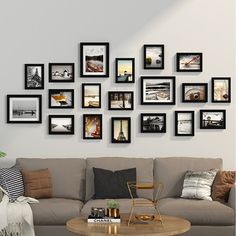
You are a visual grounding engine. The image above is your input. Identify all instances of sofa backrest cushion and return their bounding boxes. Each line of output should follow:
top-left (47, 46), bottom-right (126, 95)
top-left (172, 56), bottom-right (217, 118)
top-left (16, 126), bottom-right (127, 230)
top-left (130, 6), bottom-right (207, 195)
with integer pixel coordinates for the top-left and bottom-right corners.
top-left (16, 158), bottom-right (86, 201)
top-left (154, 157), bottom-right (222, 199)
top-left (85, 157), bottom-right (154, 201)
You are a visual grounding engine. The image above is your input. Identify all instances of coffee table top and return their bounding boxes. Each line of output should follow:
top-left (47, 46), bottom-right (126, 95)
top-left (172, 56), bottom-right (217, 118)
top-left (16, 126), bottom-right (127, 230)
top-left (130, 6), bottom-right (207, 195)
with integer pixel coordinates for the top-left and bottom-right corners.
top-left (66, 214), bottom-right (191, 236)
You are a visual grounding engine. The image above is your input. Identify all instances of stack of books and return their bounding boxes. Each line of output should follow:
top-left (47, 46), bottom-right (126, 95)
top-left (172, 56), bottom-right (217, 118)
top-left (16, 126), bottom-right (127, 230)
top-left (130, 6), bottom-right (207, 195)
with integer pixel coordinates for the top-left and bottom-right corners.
top-left (87, 215), bottom-right (121, 223)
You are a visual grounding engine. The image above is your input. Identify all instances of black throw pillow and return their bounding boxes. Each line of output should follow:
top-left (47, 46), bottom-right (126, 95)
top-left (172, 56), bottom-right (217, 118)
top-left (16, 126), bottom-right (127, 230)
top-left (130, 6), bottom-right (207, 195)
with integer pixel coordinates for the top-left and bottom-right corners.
top-left (93, 167), bottom-right (138, 199)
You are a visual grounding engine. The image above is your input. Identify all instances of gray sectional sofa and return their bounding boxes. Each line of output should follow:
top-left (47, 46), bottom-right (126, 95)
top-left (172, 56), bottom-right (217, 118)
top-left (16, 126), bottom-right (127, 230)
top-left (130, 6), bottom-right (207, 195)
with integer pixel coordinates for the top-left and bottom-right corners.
top-left (3, 157), bottom-right (236, 236)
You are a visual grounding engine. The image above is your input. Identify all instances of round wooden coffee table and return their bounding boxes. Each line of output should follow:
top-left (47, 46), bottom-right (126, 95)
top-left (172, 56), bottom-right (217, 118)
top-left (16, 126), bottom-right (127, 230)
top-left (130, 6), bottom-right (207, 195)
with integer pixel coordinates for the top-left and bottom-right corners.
top-left (66, 214), bottom-right (191, 236)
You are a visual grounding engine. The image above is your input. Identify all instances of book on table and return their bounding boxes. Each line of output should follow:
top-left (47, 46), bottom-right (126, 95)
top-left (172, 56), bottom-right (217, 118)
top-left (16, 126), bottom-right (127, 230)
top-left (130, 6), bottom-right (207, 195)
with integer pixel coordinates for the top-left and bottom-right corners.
top-left (87, 215), bottom-right (121, 223)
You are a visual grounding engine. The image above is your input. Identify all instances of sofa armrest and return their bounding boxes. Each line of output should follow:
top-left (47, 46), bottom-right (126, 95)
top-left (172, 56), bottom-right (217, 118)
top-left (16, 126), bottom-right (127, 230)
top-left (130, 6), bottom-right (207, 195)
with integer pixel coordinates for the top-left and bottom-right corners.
top-left (227, 185), bottom-right (236, 210)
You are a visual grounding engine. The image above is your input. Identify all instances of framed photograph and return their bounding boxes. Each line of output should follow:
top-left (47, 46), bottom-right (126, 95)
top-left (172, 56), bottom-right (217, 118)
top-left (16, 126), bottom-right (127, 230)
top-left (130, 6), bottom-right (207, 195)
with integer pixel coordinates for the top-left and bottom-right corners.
top-left (115, 58), bottom-right (135, 83)
top-left (83, 114), bottom-right (102, 139)
top-left (7, 95), bottom-right (42, 123)
top-left (49, 63), bottom-right (74, 82)
top-left (200, 110), bottom-right (226, 129)
top-left (141, 76), bottom-right (176, 105)
top-left (49, 115), bottom-right (74, 135)
top-left (80, 42), bottom-right (109, 77)
top-left (82, 83), bottom-right (101, 108)
top-left (182, 83), bottom-right (208, 103)
top-left (176, 53), bottom-right (203, 72)
top-left (111, 117), bottom-right (131, 143)
top-left (25, 64), bottom-right (44, 89)
top-left (175, 111), bottom-right (194, 136)
top-left (143, 44), bottom-right (164, 69)
top-left (141, 113), bottom-right (166, 133)
top-left (212, 77), bottom-right (231, 103)
top-left (108, 91), bottom-right (134, 110)
top-left (49, 89), bottom-right (74, 109)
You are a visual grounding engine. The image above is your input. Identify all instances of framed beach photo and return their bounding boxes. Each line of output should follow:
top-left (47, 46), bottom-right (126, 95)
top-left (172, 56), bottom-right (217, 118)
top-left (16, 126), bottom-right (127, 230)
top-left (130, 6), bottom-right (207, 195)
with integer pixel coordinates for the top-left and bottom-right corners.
top-left (176, 53), bottom-right (203, 72)
top-left (7, 95), bottom-right (42, 123)
top-left (108, 91), bottom-right (134, 110)
top-left (141, 76), bottom-right (176, 105)
top-left (49, 89), bottom-right (74, 109)
top-left (115, 58), bottom-right (135, 83)
top-left (141, 113), bottom-right (166, 133)
top-left (49, 63), bottom-right (74, 82)
top-left (82, 83), bottom-right (101, 108)
top-left (25, 64), bottom-right (44, 89)
top-left (175, 111), bottom-right (194, 136)
top-left (83, 114), bottom-right (102, 140)
top-left (200, 110), bottom-right (226, 129)
top-left (80, 42), bottom-right (109, 77)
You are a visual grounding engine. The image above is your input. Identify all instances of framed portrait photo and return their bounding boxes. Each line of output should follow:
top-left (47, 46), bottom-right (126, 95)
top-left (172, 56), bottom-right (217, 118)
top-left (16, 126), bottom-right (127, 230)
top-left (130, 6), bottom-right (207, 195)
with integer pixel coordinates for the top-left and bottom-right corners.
top-left (7, 95), bottom-right (42, 123)
top-left (82, 83), bottom-right (101, 108)
top-left (108, 91), bottom-right (134, 110)
top-left (141, 113), bottom-right (166, 133)
top-left (175, 111), bottom-right (194, 136)
top-left (80, 42), bottom-right (109, 77)
top-left (141, 76), bottom-right (176, 105)
top-left (200, 110), bottom-right (226, 129)
top-left (49, 63), bottom-right (74, 83)
top-left (176, 53), bottom-right (203, 72)
top-left (25, 64), bottom-right (44, 89)
top-left (115, 58), bottom-right (135, 83)
top-left (83, 114), bottom-right (102, 140)
top-left (49, 89), bottom-right (74, 109)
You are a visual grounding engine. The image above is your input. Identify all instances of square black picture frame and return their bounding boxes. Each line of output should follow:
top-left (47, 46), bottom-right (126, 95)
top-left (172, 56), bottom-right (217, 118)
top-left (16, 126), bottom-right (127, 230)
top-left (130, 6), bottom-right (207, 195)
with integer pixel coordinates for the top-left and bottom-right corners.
top-left (141, 113), bottom-right (166, 133)
top-left (176, 53), bottom-right (203, 72)
top-left (82, 83), bottom-right (101, 108)
top-left (83, 114), bottom-right (102, 140)
top-left (108, 91), bottom-right (134, 110)
top-left (115, 58), bottom-right (135, 83)
top-left (25, 64), bottom-right (44, 89)
top-left (175, 111), bottom-right (195, 136)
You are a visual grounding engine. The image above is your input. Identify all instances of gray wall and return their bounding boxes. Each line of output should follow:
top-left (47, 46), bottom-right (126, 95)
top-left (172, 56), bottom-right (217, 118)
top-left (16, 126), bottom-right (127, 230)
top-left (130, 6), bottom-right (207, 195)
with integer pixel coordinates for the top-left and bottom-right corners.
top-left (0, 0), bottom-right (235, 169)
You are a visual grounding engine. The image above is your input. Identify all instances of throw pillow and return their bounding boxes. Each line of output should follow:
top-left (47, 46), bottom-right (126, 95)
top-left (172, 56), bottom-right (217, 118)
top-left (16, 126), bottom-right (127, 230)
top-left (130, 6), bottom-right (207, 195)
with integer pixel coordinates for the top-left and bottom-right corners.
top-left (212, 171), bottom-right (236, 203)
top-left (21, 168), bottom-right (53, 199)
top-left (181, 169), bottom-right (217, 200)
top-left (93, 167), bottom-right (138, 199)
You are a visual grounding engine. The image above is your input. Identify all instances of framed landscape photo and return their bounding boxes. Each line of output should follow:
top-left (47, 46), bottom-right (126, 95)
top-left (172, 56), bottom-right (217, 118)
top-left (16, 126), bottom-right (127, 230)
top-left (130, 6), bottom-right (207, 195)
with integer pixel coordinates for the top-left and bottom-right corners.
top-left (200, 110), bottom-right (226, 129)
top-left (108, 91), bottom-right (134, 110)
top-left (141, 76), bottom-right (176, 105)
top-left (25, 64), bottom-right (44, 89)
top-left (7, 95), bottom-right (42, 123)
top-left (48, 115), bottom-right (74, 135)
top-left (83, 114), bottom-right (102, 139)
top-left (115, 58), bottom-right (135, 83)
top-left (80, 42), bottom-right (109, 77)
top-left (182, 83), bottom-right (208, 103)
top-left (111, 117), bottom-right (131, 143)
top-left (176, 53), bottom-right (203, 72)
top-left (143, 44), bottom-right (164, 69)
top-left (82, 83), bottom-right (101, 108)
top-left (49, 89), bottom-right (74, 109)
top-left (49, 63), bottom-right (74, 83)
top-left (212, 77), bottom-right (231, 103)
top-left (175, 111), bottom-right (194, 136)
top-left (141, 113), bottom-right (166, 133)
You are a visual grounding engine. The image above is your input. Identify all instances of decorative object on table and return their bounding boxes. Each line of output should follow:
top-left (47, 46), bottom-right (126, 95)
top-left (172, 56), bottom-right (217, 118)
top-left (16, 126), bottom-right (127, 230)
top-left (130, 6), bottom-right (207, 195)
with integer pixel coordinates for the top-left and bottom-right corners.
top-left (141, 76), bottom-right (176, 105)
top-left (115, 58), bottom-right (135, 83)
top-left (0, 151), bottom-right (6, 158)
top-left (175, 111), bottom-right (195, 136)
top-left (182, 83), bottom-right (208, 103)
top-left (176, 52), bottom-right (203, 72)
top-left (82, 83), bottom-right (101, 108)
top-left (25, 64), bottom-right (44, 89)
top-left (83, 114), bottom-right (102, 140)
top-left (200, 109), bottom-right (226, 129)
top-left (143, 44), bottom-right (164, 69)
top-left (90, 207), bottom-right (106, 218)
top-left (7, 95), bottom-right (42, 124)
top-left (80, 42), bottom-right (109, 77)
top-left (140, 113), bottom-right (166, 133)
top-left (107, 200), bottom-right (120, 218)
top-left (211, 77), bottom-right (231, 103)
top-left (48, 115), bottom-right (74, 135)
top-left (49, 63), bottom-right (74, 83)
top-left (108, 91), bottom-right (134, 110)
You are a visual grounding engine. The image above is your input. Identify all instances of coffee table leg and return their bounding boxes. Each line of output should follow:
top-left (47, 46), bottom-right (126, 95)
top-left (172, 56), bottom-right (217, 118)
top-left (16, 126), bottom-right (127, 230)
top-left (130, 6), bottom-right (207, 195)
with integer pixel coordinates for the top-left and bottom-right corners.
top-left (154, 205), bottom-right (164, 226)
top-left (128, 205), bottom-right (134, 226)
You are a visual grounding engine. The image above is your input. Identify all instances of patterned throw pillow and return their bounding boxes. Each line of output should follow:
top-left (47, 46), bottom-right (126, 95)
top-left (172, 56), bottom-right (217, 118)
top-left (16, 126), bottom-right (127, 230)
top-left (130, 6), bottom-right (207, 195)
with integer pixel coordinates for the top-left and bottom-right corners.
top-left (181, 170), bottom-right (217, 200)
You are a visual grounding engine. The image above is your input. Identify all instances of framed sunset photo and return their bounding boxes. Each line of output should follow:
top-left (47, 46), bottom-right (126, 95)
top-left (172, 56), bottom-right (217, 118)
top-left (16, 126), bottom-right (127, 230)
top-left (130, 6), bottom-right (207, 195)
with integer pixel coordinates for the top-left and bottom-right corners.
top-left (115, 58), bottom-right (135, 83)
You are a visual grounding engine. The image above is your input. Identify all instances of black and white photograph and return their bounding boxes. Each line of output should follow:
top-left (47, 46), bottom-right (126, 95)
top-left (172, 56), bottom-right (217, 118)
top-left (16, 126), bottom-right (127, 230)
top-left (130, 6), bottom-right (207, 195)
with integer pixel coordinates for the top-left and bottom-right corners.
top-left (141, 113), bottom-right (166, 133)
top-left (7, 95), bottom-right (42, 123)
top-left (83, 114), bottom-right (102, 139)
top-left (82, 83), bottom-right (101, 108)
top-left (176, 53), bottom-right (202, 72)
top-left (212, 77), bottom-right (231, 103)
top-left (141, 76), bottom-right (175, 105)
top-left (115, 58), bottom-right (135, 83)
top-left (200, 110), bottom-right (226, 129)
top-left (175, 111), bottom-right (194, 136)
top-left (49, 115), bottom-right (74, 135)
top-left (25, 64), bottom-right (44, 89)
top-left (49, 89), bottom-right (74, 109)
top-left (49, 63), bottom-right (74, 82)
top-left (108, 91), bottom-right (134, 110)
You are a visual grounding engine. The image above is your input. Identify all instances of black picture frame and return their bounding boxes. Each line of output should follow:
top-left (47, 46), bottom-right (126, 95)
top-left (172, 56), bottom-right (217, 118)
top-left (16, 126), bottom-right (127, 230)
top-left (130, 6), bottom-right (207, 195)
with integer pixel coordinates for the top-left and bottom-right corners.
top-left (141, 76), bottom-right (176, 105)
top-left (111, 117), bottom-right (131, 143)
top-left (141, 113), bottom-right (166, 133)
top-left (48, 115), bottom-right (74, 135)
top-left (48, 89), bottom-right (74, 109)
top-left (143, 44), bottom-right (164, 69)
top-left (182, 83), bottom-right (208, 103)
top-left (25, 64), bottom-right (44, 89)
top-left (7, 95), bottom-right (42, 123)
top-left (82, 83), bottom-right (101, 108)
top-left (83, 114), bottom-right (102, 140)
top-left (80, 42), bottom-right (109, 77)
top-left (49, 63), bottom-right (74, 83)
top-left (211, 77), bottom-right (231, 103)
top-left (115, 58), bottom-right (135, 83)
top-left (108, 91), bottom-right (134, 110)
top-left (200, 109), bottom-right (226, 129)
top-left (176, 53), bottom-right (203, 72)
top-left (175, 111), bottom-right (195, 136)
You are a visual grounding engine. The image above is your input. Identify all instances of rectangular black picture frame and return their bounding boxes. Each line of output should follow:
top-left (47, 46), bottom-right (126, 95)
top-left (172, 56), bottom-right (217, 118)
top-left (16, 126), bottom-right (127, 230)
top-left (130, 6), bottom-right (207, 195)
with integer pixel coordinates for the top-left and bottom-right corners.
top-left (25, 64), bottom-right (44, 90)
top-left (141, 113), bottom-right (166, 133)
top-left (175, 111), bottom-right (195, 136)
top-left (82, 83), bottom-right (101, 108)
top-left (83, 114), bottom-right (102, 140)
top-left (176, 53), bottom-right (203, 72)
top-left (115, 58), bottom-right (135, 83)
top-left (108, 91), bottom-right (134, 110)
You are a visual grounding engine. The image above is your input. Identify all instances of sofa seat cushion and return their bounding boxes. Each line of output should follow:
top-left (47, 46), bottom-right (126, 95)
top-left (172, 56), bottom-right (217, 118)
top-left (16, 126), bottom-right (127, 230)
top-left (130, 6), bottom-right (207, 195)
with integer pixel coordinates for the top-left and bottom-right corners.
top-left (31, 198), bottom-right (83, 225)
top-left (158, 198), bottom-right (235, 226)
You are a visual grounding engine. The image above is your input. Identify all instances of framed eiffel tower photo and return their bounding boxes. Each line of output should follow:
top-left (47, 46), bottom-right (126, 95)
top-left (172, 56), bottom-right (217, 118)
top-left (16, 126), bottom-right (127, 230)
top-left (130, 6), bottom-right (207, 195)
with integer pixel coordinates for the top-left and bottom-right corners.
top-left (83, 114), bottom-right (102, 139)
top-left (25, 64), bottom-right (44, 89)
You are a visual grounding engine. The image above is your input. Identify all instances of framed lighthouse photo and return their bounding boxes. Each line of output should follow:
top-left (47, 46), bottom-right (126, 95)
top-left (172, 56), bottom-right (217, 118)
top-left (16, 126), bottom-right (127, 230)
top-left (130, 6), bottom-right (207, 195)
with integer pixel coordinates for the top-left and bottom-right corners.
top-left (49, 63), bottom-right (74, 82)
top-left (83, 114), bottom-right (102, 140)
